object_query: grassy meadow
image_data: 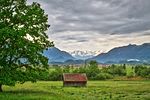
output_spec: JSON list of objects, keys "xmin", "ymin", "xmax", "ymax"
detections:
[{"xmin": 0, "ymin": 81, "xmax": 150, "ymax": 100}]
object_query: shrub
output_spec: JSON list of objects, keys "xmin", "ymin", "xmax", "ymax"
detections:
[
  {"xmin": 93, "ymin": 73, "xmax": 113, "ymax": 80},
  {"xmin": 107, "ymin": 65, "xmax": 126, "ymax": 76},
  {"xmin": 127, "ymin": 72, "xmax": 135, "ymax": 78},
  {"xmin": 135, "ymin": 66, "xmax": 150, "ymax": 78},
  {"xmin": 46, "ymin": 68, "xmax": 63, "ymax": 81}
]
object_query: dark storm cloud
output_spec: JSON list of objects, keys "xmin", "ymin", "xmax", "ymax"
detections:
[
  {"xmin": 51, "ymin": 32, "xmax": 89, "ymax": 42},
  {"xmin": 28, "ymin": 0, "xmax": 150, "ymax": 51},
  {"xmin": 29, "ymin": 0, "xmax": 150, "ymax": 34}
]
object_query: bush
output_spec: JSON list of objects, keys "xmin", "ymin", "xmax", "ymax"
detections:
[
  {"xmin": 46, "ymin": 68, "xmax": 63, "ymax": 81},
  {"xmin": 127, "ymin": 72, "xmax": 135, "ymax": 78},
  {"xmin": 93, "ymin": 73, "xmax": 113, "ymax": 80},
  {"xmin": 135, "ymin": 66, "xmax": 150, "ymax": 78},
  {"xmin": 48, "ymin": 71, "xmax": 62, "ymax": 81},
  {"xmin": 107, "ymin": 65, "xmax": 126, "ymax": 76}
]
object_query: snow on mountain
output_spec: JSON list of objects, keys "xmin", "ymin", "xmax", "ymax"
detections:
[
  {"xmin": 127, "ymin": 59, "xmax": 140, "ymax": 62},
  {"xmin": 70, "ymin": 50, "xmax": 102, "ymax": 60}
]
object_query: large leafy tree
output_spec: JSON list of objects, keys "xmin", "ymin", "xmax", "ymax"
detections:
[{"xmin": 0, "ymin": 0, "xmax": 53, "ymax": 92}]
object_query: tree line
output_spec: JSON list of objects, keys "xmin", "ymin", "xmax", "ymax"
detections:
[{"xmin": 45, "ymin": 61, "xmax": 150, "ymax": 81}]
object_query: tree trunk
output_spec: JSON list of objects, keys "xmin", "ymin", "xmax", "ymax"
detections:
[{"xmin": 0, "ymin": 84, "xmax": 2, "ymax": 92}]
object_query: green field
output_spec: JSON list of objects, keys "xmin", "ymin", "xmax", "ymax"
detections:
[{"xmin": 0, "ymin": 81, "xmax": 150, "ymax": 100}]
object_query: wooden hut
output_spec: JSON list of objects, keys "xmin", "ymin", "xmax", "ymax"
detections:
[{"xmin": 63, "ymin": 73, "xmax": 87, "ymax": 87}]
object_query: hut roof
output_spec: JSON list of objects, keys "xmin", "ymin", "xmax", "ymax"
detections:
[{"xmin": 63, "ymin": 73, "xmax": 87, "ymax": 82}]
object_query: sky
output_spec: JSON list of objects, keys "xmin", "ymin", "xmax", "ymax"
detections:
[{"xmin": 28, "ymin": 0, "xmax": 150, "ymax": 52}]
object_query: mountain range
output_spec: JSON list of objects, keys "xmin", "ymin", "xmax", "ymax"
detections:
[
  {"xmin": 90, "ymin": 43, "xmax": 150, "ymax": 64},
  {"xmin": 43, "ymin": 43, "xmax": 150, "ymax": 64},
  {"xmin": 43, "ymin": 47, "xmax": 75, "ymax": 63},
  {"xmin": 70, "ymin": 50, "xmax": 101, "ymax": 60}
]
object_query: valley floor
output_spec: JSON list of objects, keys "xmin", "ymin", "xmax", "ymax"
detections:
[{"xmin": 0, "ymin": 81, "xmax": 150, "ymax": 100}]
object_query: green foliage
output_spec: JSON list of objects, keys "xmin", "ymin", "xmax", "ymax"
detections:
[
  {"xmin": 47, "ymin": 61, "xmax": 112, "ymax": 81},
  {"xmin": 106, "ymin": 64, "xmax": 126, "ymax": 76},
  {"xmin": 63, "ymin": 66, "xmax": 71, "ymax": 73},
  {"xmin": 46, "ymin": 64, "xmax": 150, "ymax": 81},
  {"xmin": 127, "ymin": 71, "xmax": 135, "ymax": 78},
  {"xmin": 126, "ymin": 66, "xmax": 135, "ymax": 78},
  {"xmin": 86, "ymin": 61, "xmax": 100, "ymax": 79},
  {"xmin": 94, "ymin": 73, "xmax": 113, "ymax": 80},
  {"xmin": 47, "ymin": 67, "xmax": 63, "ymax": 81},
  {"xmin": 135, "ymin": 65, "xmax": 150, "ymax": 78},
  {"xmin": 89, "ymin": 60, "xmax": 98, "ymax": 68},
  {"xmin": 0, "ymin": 0, "xmax": 53, "ymax": 88},
  {"xmin": 76, "ymin": 67, "xmax": 87, "ymax": 73}
]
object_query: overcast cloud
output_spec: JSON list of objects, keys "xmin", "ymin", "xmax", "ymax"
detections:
[{"xmin": 28, "ymin": 0, "xmax": 150, "ymax": 52}]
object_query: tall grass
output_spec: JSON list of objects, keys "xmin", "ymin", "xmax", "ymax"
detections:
[{"xmin": 0, "ymin": 81, "xmax": 150, "ymax": 100}]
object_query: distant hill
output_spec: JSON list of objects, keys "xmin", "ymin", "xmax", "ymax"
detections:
[
  {"xmin": 43, "ymin": 47, "xmax": 75, "ymax": 63},
  {"xmin": 64, "ymin": 59, "xmax": 86, "ymax": 65},
  {"xmin": 90, "ymin": 43, "xmax": 150, "ymax": 64}
]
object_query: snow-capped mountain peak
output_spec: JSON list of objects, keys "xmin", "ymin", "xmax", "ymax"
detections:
[{"xmin": 70, "ymin": 50, "xmax": 102, "ymax": 60}]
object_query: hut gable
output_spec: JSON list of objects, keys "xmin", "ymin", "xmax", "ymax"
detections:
[{"xmin": 63, "ymin": 73, "xmax": 87, "ymax": 87}]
